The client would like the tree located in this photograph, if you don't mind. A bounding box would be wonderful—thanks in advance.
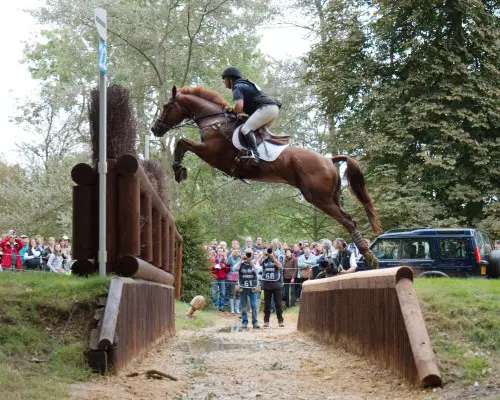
[307,0,500,226]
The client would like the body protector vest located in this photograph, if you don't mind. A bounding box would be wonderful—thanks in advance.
[232,79,281,115]
[238,262,259,288]
[260,257,281,282]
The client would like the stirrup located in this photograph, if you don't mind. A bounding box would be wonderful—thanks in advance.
[240,150,256,159]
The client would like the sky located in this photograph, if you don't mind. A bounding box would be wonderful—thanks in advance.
[0,1,313,165]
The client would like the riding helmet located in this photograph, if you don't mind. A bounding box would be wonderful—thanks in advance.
[221,66,242,79]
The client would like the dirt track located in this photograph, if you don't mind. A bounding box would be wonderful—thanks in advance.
[70,312,485,400]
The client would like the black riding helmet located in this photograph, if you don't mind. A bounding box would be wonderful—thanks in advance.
[221,66,242,79]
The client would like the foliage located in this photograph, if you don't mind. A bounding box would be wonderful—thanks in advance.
[307,0,500,227]
[176,215,213,303]
[0,155,87,238]
[0,273,111,400]
[416,278,500,383]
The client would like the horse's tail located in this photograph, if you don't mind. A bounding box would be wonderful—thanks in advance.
[331,155,382,234]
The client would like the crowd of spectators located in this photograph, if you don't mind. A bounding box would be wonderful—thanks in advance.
[0,230,72,273]
[204,235,366,328]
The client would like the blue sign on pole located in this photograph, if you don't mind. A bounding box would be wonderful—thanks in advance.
[98,39,107,74]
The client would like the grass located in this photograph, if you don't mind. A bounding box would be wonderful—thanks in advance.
[415,278,500,384]
[0,272,111,400]
[174,300,219,330]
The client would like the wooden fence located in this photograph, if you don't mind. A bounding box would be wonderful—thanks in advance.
[297,267,442,387]
[71,154,183,300]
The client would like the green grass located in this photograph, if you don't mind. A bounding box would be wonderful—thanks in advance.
[415,278,500,384]
[0,272,111,400]
[174,300,219,330]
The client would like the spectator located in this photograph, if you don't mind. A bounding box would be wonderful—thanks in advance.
[47,243,66,273]
[297,245,317,298]
[234,248,260,329]
[211,247,229,311]
[227,239,240,258]
[494,240,500,250]
[259,246,284,327]
[245,236,255,252]
[19,235,29,265]
[60,236,72,271]
[292,243,302,259]
[43,237,56,266]
[226,247,242,314]
[24,238,43,270]
[255,235,265,251]
[0,230,25,271]
[335,238,358,274]
[219,241,228,254]
[282,248,298,308]
[35,235,45,253]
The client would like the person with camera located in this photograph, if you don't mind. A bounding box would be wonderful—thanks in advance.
[24,237,43,270]
[334,238,358,274]
[282,248,298,307]
[0,230,25,271]
[259,246,284,327]
[234,248,260,329]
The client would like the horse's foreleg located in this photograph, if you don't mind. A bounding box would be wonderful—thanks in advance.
[173,138,207,183]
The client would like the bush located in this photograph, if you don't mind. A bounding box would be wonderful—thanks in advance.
[176,215,212,303]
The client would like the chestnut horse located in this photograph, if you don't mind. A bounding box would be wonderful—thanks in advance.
[151,86,382,266]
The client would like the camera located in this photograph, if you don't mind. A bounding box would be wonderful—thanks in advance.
[267,248,272,254]
[318,256,341,276]
[245,252,252,258]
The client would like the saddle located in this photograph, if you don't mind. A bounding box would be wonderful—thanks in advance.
[234,116,290,147]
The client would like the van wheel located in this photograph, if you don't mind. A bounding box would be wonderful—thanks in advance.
[488,250,500,279]
[418,271,450,278]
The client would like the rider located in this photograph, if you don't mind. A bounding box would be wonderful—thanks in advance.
[222,66,281,163]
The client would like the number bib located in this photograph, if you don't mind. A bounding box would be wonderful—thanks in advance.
[261,259,281,282]
[238,263,258,288]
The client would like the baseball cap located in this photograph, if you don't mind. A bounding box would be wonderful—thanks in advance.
[62,235,69,240]
[20,234,28,239]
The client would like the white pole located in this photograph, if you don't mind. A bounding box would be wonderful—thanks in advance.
[95,8,108,277]
[98,71,107,277]
[145,134,150,160]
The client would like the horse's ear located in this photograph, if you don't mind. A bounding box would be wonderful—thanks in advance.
[172,85,177,99]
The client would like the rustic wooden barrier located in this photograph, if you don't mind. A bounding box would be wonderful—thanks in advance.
[90,277,175,373]
[71,154,183,300]
[297,267,442,387]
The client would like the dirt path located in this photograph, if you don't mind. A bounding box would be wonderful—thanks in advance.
[71,312,444,400]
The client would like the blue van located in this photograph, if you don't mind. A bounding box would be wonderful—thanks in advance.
[357,228,498,278]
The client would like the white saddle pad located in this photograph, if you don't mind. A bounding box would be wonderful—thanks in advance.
[232,128,289,162]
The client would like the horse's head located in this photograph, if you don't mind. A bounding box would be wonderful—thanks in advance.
[151,86,188,137]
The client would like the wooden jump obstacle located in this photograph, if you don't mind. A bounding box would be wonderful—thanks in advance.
[72,153,184,373]
[297,267,442,387]
[71,154,183,299]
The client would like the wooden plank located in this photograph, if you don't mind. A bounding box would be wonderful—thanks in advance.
[99,278,123,349]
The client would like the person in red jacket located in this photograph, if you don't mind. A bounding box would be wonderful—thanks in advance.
[211,247,229,311]
[1,230,25,271]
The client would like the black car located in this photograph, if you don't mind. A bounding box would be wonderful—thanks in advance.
[357,227,499,278]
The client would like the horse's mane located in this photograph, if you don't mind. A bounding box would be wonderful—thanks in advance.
[178,86,228,107]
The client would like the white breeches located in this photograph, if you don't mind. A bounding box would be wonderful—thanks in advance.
[241,105,280,135]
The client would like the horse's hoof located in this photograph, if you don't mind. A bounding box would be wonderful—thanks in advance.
[364,251,380,269]
[175,166,187,182]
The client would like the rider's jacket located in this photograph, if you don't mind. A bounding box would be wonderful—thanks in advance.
[232,79,281,115]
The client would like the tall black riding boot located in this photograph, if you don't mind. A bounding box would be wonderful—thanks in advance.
[244,130,260,163]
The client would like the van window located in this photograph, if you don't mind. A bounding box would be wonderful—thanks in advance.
[372,239,400,259]
[439,239,467,259]
[401,239,431,259]
[476,231,492,259]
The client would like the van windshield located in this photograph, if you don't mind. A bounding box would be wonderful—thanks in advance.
[372,239,400,259]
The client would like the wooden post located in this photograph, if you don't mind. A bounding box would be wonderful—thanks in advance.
[117,173,141,256]
[72,184,97,260]
[140,192,153,263]
[168,223,175,274]
[175,242,183,300]
[162,218,169,271]
[116,255,174,285]
[152,208,162,268]
[99,278,123,349]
